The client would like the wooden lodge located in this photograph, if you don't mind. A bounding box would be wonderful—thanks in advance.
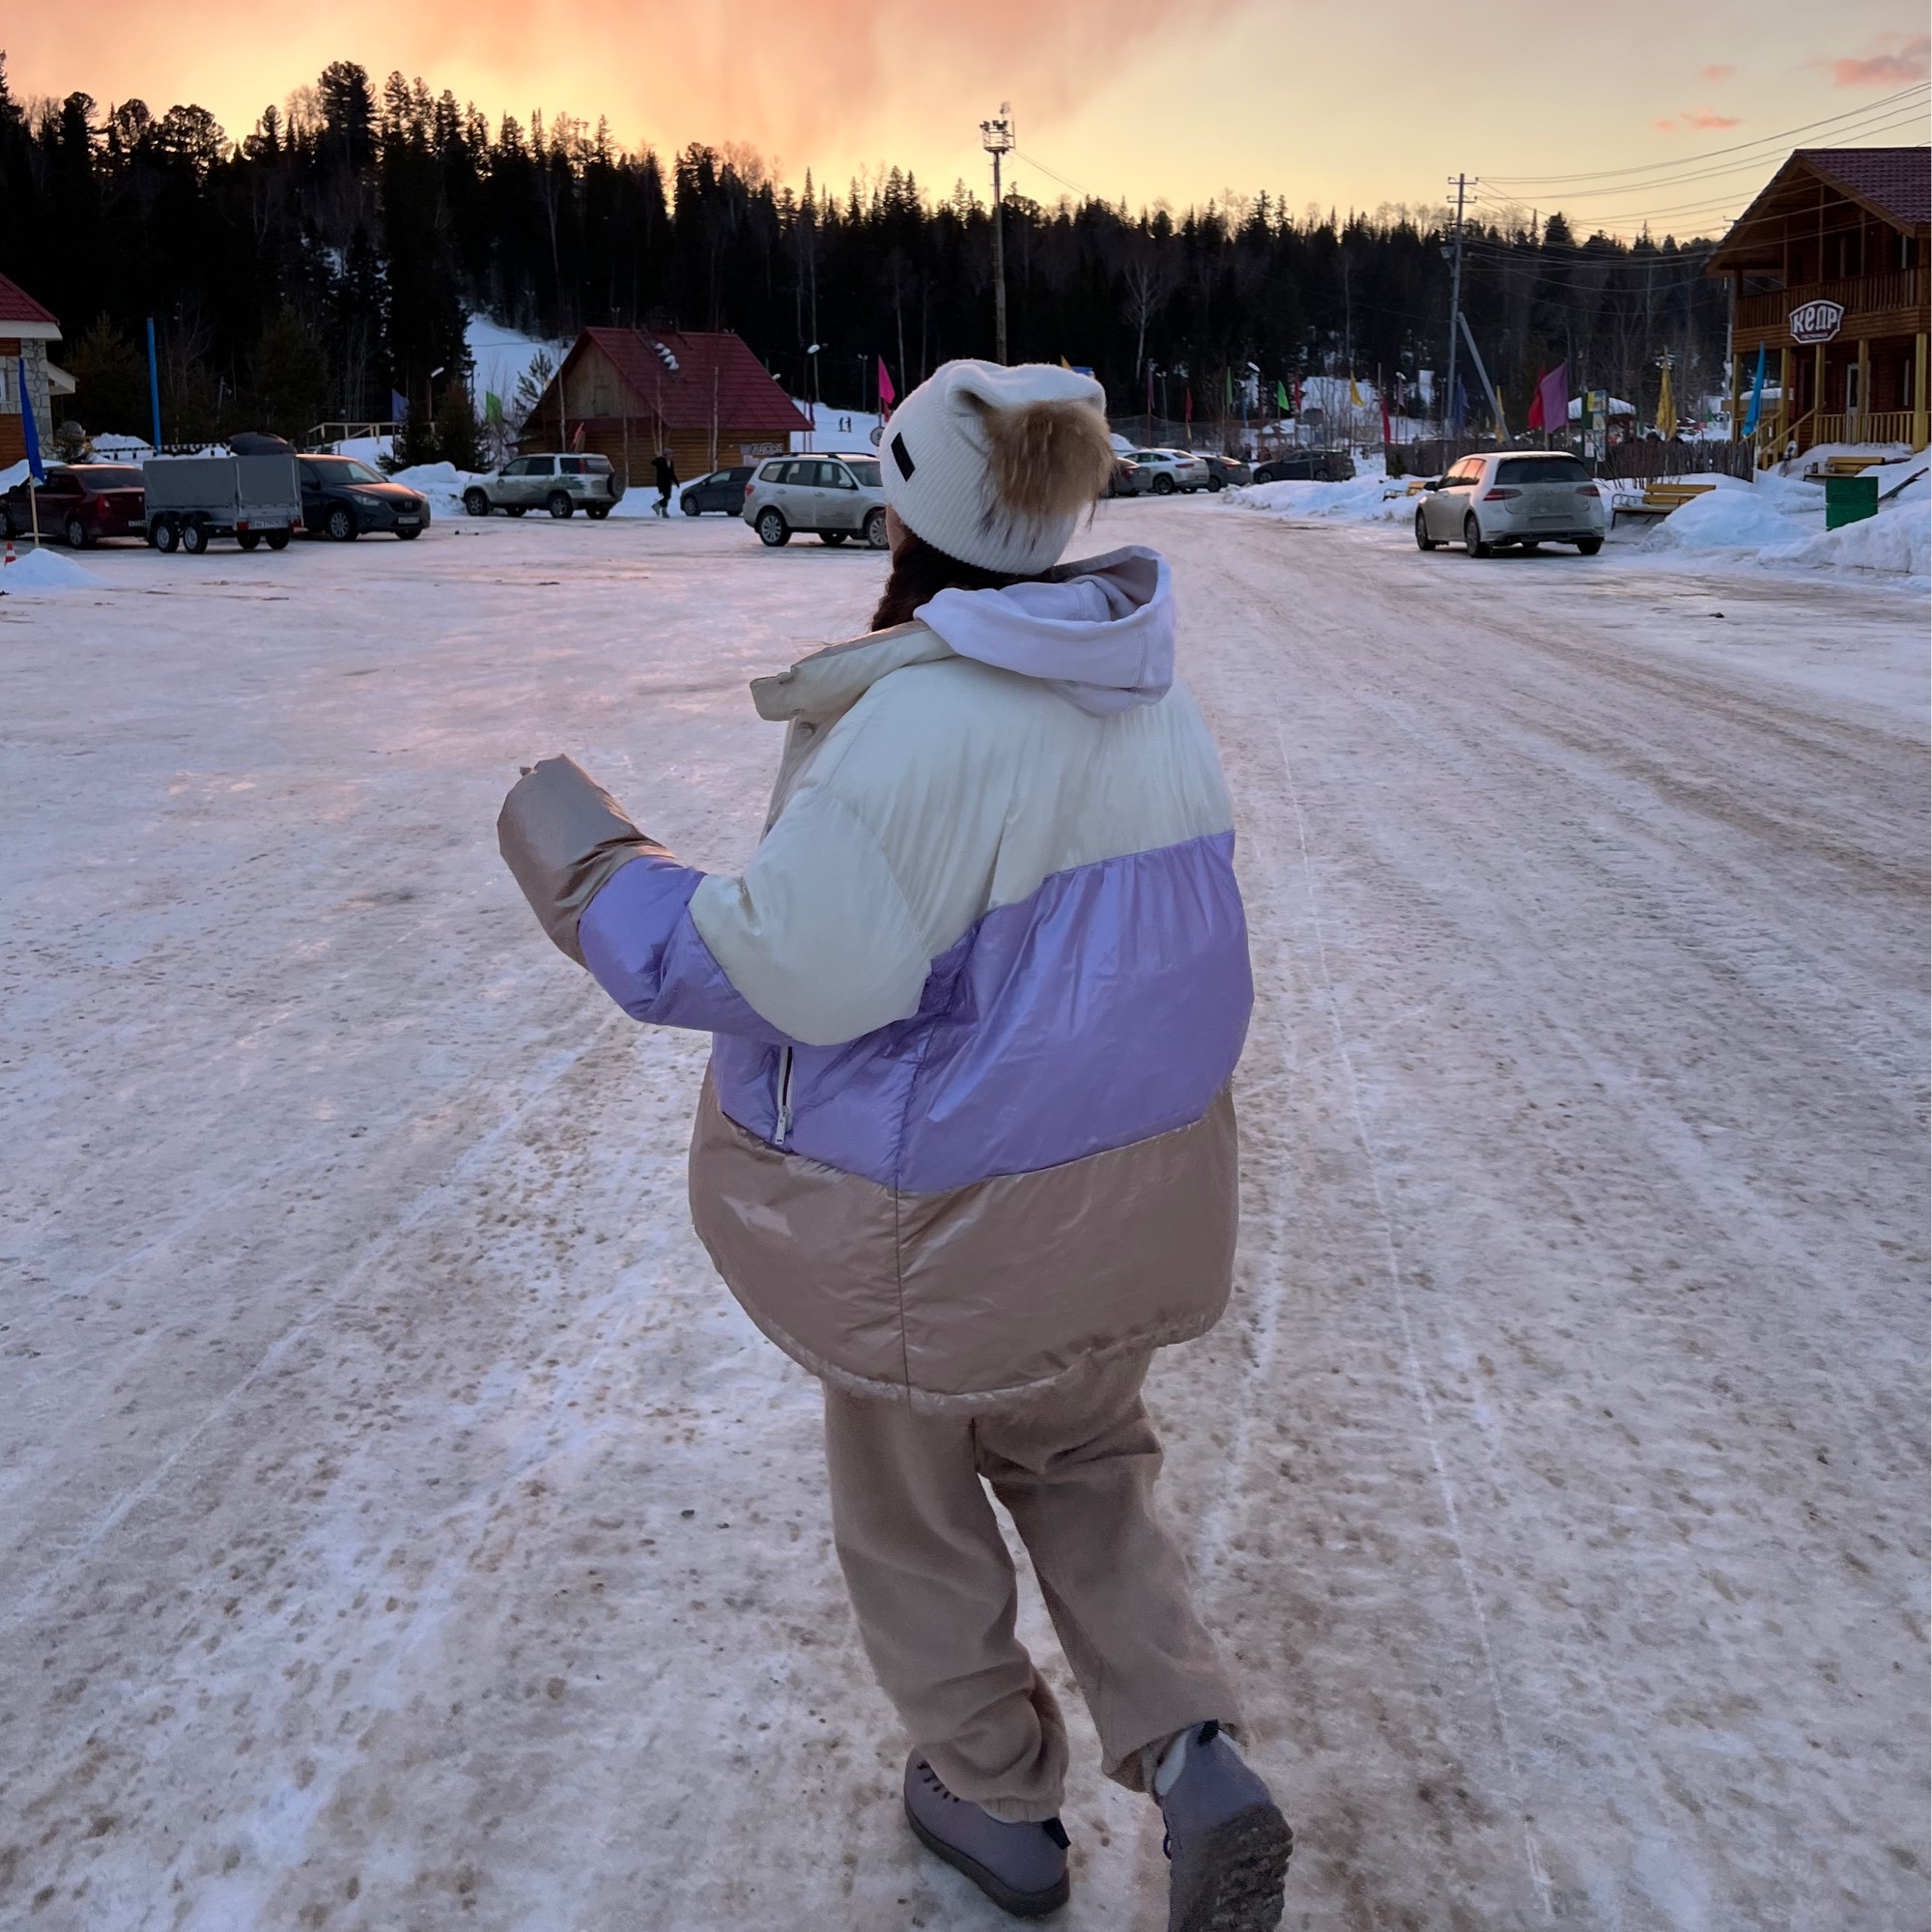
[0,270,61,469]
[1711,147,1929,459]
[526,327,809,485]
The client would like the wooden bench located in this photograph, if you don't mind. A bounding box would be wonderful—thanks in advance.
[1610,481,1716,526]
[1812,454,1887,479]
[1383,476,1433,499]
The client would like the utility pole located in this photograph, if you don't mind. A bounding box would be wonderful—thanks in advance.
[980,105,1014,364]
[1444,172,1468,441]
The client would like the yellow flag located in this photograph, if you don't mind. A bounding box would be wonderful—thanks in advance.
[1349,374,1364,407]
[1656,362,1675,437]
[1060,356,1071,370]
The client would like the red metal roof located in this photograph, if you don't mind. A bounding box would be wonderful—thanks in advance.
[0,270,59,329]
[569,327,809,434]
[1795,147,1930,231]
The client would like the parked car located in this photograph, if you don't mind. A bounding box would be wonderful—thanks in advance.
[2,464,146,547]
[1252,451,1356,483]
[143,454,301,554]
[1128,449,1210,495]
[1105,457,1151,497]
[1202,455,1253,491]
[462,453,624,520]
[298,456,430,542]
[680,465,756,516]
[741,453,889,548]
[1414,451,1605,557]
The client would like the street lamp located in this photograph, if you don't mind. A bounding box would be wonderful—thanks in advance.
[980,104,1014,364]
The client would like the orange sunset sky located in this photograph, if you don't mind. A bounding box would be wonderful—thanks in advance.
[7,2,1928,232]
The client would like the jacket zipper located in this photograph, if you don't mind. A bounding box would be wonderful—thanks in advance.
[774,1046,795,1147]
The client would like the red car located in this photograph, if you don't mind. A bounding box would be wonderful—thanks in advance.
[1,464,148,548]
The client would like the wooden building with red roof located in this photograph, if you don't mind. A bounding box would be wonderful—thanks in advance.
[0,270,62,469]
[1711,147,1929,457]
[526,327,810,485]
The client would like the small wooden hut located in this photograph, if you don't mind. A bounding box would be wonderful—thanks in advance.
[527,328,809,485]
[0,270,61,468]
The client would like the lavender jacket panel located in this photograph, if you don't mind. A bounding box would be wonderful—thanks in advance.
[579,855,790,1042]
[711,832,1252,1193]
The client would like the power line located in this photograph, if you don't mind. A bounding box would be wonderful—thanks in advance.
[1483,84,1929,188]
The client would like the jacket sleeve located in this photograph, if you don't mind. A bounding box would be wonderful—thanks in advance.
[498,753,931,1047]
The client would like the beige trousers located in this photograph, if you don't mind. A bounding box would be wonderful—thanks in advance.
[822,1350,1240,1823]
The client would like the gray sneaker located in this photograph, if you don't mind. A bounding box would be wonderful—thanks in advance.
[902,1752,1071,1919]
[1154,1723,1292,1932]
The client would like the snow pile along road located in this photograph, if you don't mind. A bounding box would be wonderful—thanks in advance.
[0,545,106,595]
[1223,461,1404,525]
[1644,467,1929,581]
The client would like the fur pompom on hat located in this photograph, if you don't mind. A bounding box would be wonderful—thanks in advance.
[880,359,1115,575]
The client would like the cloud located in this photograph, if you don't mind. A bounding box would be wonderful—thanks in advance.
[1825,32,1931,87]
[5,0,1238,180]
[1696,64,1736,82]
[1655,107,1743,132]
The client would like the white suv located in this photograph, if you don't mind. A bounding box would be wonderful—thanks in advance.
[742,453,889,548]
[1129,448,1210,495]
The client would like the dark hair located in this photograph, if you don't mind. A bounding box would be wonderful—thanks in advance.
[870,528,1034,630]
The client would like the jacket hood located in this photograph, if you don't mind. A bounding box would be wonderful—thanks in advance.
[751,545,1172,728]
[916,545,1173,716]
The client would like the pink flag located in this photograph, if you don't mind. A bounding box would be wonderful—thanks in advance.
[878,357,896,420]
[1535,361,1569,437]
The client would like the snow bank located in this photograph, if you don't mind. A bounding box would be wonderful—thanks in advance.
[0,547,106,596]
[1223,456,1405,525]
[1642,481,1815,551]
[0,459,31,493]
[1764,502,1931,581]
[467,315,562,408]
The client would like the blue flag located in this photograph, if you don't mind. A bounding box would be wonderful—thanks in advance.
[19,356,44,483]
[391,389,411,423]
[1742,344,1767,439]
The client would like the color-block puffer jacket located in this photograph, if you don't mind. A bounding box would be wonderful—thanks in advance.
[498,545,1252,1412]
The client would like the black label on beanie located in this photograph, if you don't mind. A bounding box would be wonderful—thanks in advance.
[892,432,916,480]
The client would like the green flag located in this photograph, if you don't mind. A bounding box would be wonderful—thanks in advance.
[484,390,504,425]
[1224,367,1234,408]
[1274,379,1293,413]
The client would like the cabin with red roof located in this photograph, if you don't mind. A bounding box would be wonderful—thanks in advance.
[1711,147,1930,458]
[525,327,810,486]
[0,270,62,469]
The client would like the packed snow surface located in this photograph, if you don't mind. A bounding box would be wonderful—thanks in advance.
[1,503,1926,1929]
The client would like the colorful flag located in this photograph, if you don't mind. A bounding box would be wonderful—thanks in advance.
[1183,387,1193,424]
[1224,367,1234,410]
[18,357,44,483]
[484,390,504,425]
[390,388,410,422]
[1529,361,1569,436]
[1655,360,1675,437]
[571,419,586,451]
[1380,385,1392,446]
[1348,374,1364,408]
[878,357,896,420]
[1742,345,1766,437]
[1274,378,1292,413]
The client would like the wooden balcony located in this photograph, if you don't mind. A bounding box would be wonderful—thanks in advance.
[1735,266,1930,347]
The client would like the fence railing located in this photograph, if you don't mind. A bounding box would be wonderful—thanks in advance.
[1736,265,1930,334]
[1807,411,1918,449]
[304,421,400,451]
[1386,436,1755,482]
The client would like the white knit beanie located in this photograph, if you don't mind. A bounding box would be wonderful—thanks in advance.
[880,359,1115,575]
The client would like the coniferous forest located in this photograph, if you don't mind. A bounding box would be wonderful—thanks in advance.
[0,56,1735,445]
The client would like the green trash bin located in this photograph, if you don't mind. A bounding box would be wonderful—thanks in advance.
[1824,473,1879,530]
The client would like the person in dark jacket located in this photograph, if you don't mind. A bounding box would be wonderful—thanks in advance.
[652,449,677,517]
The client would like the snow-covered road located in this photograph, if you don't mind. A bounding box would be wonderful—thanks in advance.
[3,504,1925,1930]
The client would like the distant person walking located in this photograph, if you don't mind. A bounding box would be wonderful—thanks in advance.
[652,448,677,516]
[499,361,1291,1930]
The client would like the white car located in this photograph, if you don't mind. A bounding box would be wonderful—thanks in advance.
[1129,448,1210,495]
[1415,451,1605,556]
[742,453,889,548]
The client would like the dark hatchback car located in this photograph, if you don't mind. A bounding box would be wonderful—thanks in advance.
[1252,451,1355,484]
[2,464,146,547]
[1202,454,1254,491]
[298,456,430,541]
[680,465,755,516]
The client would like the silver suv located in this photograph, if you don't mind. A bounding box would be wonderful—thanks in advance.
[463,454,625,521]
[742,453,888,548]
